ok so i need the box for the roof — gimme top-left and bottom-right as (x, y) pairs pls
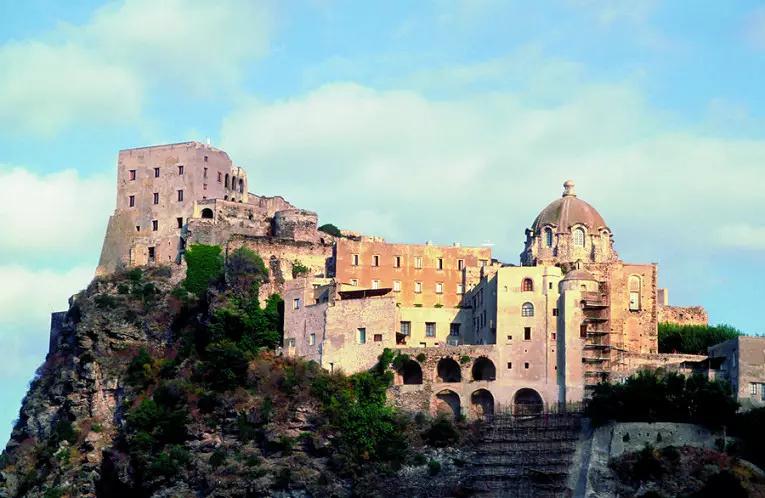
(563, 269), (597, 281)
(338, 288), (393, 300)
(531, 181), (608, 232)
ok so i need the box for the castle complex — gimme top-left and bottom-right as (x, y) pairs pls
(91, 141), (765, 418)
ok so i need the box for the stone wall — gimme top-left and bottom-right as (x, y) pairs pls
(610, 352), (707, 381)
(657, 305), (708, 326)
(273, 209), (319, 243)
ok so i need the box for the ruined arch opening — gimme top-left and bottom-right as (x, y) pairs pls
(470, 389), (494, 419)
(225, 174), (230, 189)
(239, 178), (244, 193)
(435, 390), (461, 419)
(402, 361), (423, 385)
(201, 208), (214, 219)
(472, 357), (496, 381)
(437, 358), (461, 383)
(513, 388), (543, 416)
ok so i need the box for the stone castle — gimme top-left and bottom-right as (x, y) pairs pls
(93, 141), (720, 417)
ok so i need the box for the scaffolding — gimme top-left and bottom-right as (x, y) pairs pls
(464, 403), (583, 497)
(581, 282), (619, 393)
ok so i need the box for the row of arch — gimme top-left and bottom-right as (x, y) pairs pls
(541, 226), (588, 248)
(224, 173), (245, 193)
(434, 388), (544, 419)
(402, 357), (497, 385)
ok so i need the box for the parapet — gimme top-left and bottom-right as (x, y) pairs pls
(274, 209), (319, 243)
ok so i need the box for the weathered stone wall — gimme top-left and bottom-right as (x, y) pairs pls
(657, 305), (708, 326)
(610, 352), (708, 381)
(273, 209), (319, 243)
(710, 337), (765, 409)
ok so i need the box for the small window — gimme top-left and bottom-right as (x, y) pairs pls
(372, 280), (379, 290)
(153, 192), (159, 205)
(393, 280), (401, 292)
(425, 322), (436, 337)
(372, 255), (380, 267)
(136, 226), (140, 232)
(580, 324), (587, 338)
(573, 227), (585, 247)
(177, 190), (184, 202)
(436, 282), (443, 294)
(750, 383), (758, 396)
(400, 321), (411, 336)
(152, 220), (158, 231)
(437, 258), (444, 270)
(178, 165), (184, 175)
(458, 259), (465, 270)
(522, 278), (533, 292)
(394, 256), (401, 268)
(217, 172), (222, 182)
(524, 362), (529, 369)
(129, 169), (136, 180)
(480, 259), (488, 267)
(551, 332), (556, 340)
(629, 292), (640, 311)
(415, 281), (422, 293)
(239, 179), (244, 193)
(352, 254), (359, 266)
(552, 308), (558, 317)
(309, 333), (316, 346)
(374, 334), (383, 342)
(204, 155), (208, 162)
(177, 217), (183, 228)
(457, 284), (464, 295)
(203, 167), (208, 178)
(203, 183), (207, 190)
(148, 247), (156, 262)
(507, 335), (512, 340)
(549, 282), (553, 290)
(544, 228), (553, 248)
(357, 328), (366, 344)
(350, 279), (358, 287)
(129, 195), (135, 207)
(524, 327), (531, 340)
(293, 298), (300, 310)
(414, 257), (423, 269)
(507, 362), (512, 369)
(225, 173), (230, 188)
(450, 323), (460, 336)
(154, 167), (160, 177)
(288, 338), (296, 348)
(521, 302), (534, 317)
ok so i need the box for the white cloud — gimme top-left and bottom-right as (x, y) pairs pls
(220, 82), (765, 265)
(0, 0), (274, 135)
(0, 167), (112, 258)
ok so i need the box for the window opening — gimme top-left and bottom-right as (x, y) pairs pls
(521, 302), (534, 317)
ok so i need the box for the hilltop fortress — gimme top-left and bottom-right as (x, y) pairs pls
(94, 141), (712, 416)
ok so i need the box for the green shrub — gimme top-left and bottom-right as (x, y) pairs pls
(434, 303), (443, 308)
(392, 353), (411, 370)
(414, 303), (423, 308)
(91, 424), (102, 433)
(412, 452), (427, 466)
(146, 445), (190, 479)
(94, 293), (118, 309)
(460, 355), (471, 364)
(209, 448), (227, 469)
(55, 448), (71, 465)
(428, 460), (441, 475)
(227, 246), (268, 293)
(425, 417), (460, 447)
(278, 435), (296, 455)
(246, 454), (262, 467)
(183, 244), (224, 295)
(117, 283), (130, 295)
(658, 322), (741, 355)
(44, 488), (66, 498)
(274, 467), (292, 489)
(53, 419), (76, 445)
(127, 268), (143, 283)
(291, 260), (310, 278)
(453, 457), (467, 467)
(416, 353), (427, 363)
(318, 223), (342, 237)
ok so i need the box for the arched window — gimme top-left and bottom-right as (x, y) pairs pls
(521, 302), (534, 317)
(544, 228), (553, 248)
(225, 174), (230, 189)
(628, 275), (641, 311)
(201, 208), (214, 219)
(573, 227), (585, 247)
(232, 176), (237, 191)
(239, 179), (244, 193)
(522, 278), (533, 292)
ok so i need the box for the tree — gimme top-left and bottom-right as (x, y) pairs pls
(658, 323), (742, 354)
(183, 244), (224, 295)
(227, 246), (268, 294)
(318, 223), (342, 237)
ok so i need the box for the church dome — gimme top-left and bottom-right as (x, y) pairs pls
(562, 269), (596, 281)
(531, 181), (607, 232)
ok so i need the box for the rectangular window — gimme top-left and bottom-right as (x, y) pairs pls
(152, 220), (158, 231)
(374, 334), (383, 342)
(393, 280), (401, 292)
(129, 195), (135, 207)
(436, 282), (443, 294)
(148, 247), (155, 262)
(425, 322), (436, 337)
(507, 362), (512, 369)
(551, 332), (557, 340)
(203, 167), (208, 178)
(437, 258), (443, 270)
(217, 172), (222, 182)
(524, 362), (529, 369)
(177, 190), (184, 202)
(761, 384), (765, 401)
(629, 292), (640, 311)
(178, 165), (184, 175)
(309, 333), (316, 346)
(553, 308), (559, 317)
(394, 256), (401, 268)
(414, 256), (423, 269)
(450, 323), (460, 336)
(415, 281), (422, 293)
(400, 321), (411, 336)
(524, 327), (531, 340)
(204, 155), (208, 162)
(154, 167), (160, 177)
(177, 217), (183, 228)
(350, 279), (358, 286)
(203, 183), (207, 190)
(352, 254), (359, 266)
(293, 298), (300, 310)
(457, 284), (464, 295)
(153, 192), (159, 205)
(458, 259), (464, 270)
(750, 383), (758, 396)
(372, 255), (380, 267)
(357, 328), (366, 344)
(480, 259), (488, 267)
(372, 280), (379, 290)
(580, 324), (587, 338)
(549, 282), (553, 290)
(288, 338), (295, 348)
(129, 169), (136, 180)
(136, 226), (140, 232)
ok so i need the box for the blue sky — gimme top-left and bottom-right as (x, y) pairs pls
(1, 0), (765, 443)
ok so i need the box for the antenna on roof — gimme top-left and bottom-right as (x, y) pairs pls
(206, 137), (211, 146)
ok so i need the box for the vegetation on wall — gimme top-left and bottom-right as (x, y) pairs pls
(586, 370), (739, 428)
(658, 323), (742, 355)
(183, 244), (224, 295)
(291, 260), (310, 279)
(318, 223), (342, 237)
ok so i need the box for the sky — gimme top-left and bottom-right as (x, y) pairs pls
(1, 0), (764, 444)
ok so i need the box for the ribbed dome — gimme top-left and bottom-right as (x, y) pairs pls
(531, 181), (607, 232)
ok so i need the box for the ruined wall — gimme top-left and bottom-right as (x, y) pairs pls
(610, 352), (708, 381)
(247, 194), (295, 217)
(658, 305), (708, 326)
(273, 209), (319, 243)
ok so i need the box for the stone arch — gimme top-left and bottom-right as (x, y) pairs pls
(435, 389), (461, 419)
(436, 357), (461, 382)
(201, 208), (214, 219)
(470, 389), (494, 419)
(472, 357), (496, 381)
(513, 388), (544, 415)
(224, 195), (229, 200)
(239, 178), (244, 193)
(225, 173), (230, 189)
(402, 361), (423, 385)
